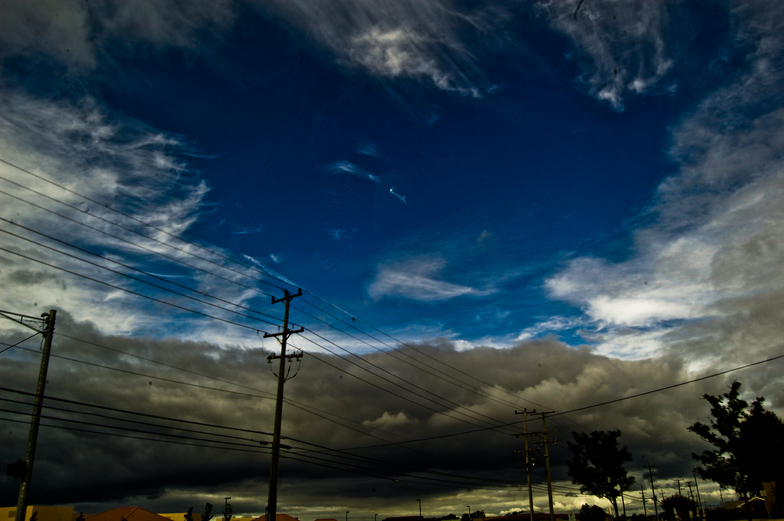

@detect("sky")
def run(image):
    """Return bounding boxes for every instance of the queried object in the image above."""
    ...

[1,0,784,518]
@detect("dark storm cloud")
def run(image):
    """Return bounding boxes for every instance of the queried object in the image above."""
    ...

[0,0,237,68]
[3,312,775,515]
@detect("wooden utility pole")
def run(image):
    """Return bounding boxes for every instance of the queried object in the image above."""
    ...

[538,412,556,521]
[641,485,648,517]
[14,309,56,521]
[621,491,627,518]
[265,290,303,521]
[692,470,703,521]
[516,410,556,521]
[515,409,537,521]
[645,465,659,521]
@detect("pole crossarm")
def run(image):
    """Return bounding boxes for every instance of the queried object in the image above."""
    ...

[0,309,46,333]
[263,327,304,338]
[267,352,304,362]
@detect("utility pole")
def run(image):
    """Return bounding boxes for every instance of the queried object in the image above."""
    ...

[686,482,696,518]
[13,310,56,521]
[534,412,556,521]
[265,290,303,521]
[515,410,556,521]
[515,409,536,521]
[621,491,627,519]
[676,479,682,496]
[692,470,703,521]
[641,485,648,517]
[645,465,659,521]
[223,497,232,521]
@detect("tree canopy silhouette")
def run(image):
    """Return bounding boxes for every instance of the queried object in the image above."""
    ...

[688,381,784,499]
[566,429,635,517]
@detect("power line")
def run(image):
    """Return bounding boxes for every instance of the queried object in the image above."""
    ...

[0,158,288,292]
[0,332,41,355]
[0,397,530,490]
[294,299,538,412]
[0,172,558,424]
[296,334,517,432]
[0,245,264,331]
[0,341,447,457]
[334,351,784,449]
[0,188,282,302]
[300,325,521,434]
[0,159,560,418]
[0,224,282,327]
[0,182,541,424]
[3,229,508,437]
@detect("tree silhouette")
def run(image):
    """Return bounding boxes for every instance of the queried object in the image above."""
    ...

[661,494,696,520]
[567,430,635,517]
[201,504,213,521]
[579,504,607,521]
[688,381,784,499]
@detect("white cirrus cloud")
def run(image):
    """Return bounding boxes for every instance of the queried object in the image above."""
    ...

[0,89,274,340]
[368,257,495,302]
[538,0,676,108]
[324,160,380,183]
[255,0,505,96]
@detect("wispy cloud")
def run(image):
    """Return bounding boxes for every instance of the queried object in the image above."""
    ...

[323,160,380,183]
[516,315,586,341]
[355,139,380,157]
[0,90,267,338]
[544,0,784,358]
[368,257,495,301]
[257,0,505,96]
[539,0,676,108]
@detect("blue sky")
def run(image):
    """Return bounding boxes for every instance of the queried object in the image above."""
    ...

[1,0,784,517]
[0,0,732,351]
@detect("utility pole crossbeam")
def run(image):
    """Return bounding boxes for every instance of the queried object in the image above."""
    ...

[13,310,56,521]
[265,289,303,521]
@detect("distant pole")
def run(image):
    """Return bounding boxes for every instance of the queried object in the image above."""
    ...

[15,310,56,521]
[346,512,349,521]
[265,290,304,521]
[719,488,725,509]
[621,491,627,518]
[467,507,471,519]
[645,465,659,521]
[692,471,703,521]
[375,514,378,521]
[540,412,556,521]
[641,485,648,517]
[515,409,536,521]
[224,497,232,521]
[676,480,682,496]
[417,500,422,519]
